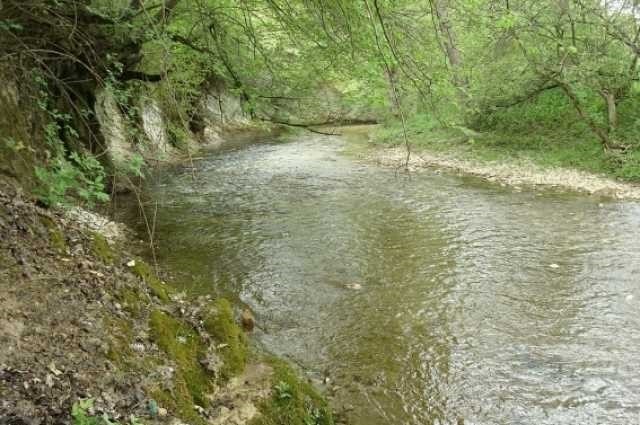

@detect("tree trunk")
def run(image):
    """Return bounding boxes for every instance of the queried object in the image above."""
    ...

[385,66,401,117]
[432,0,467,103]
[600,89,618,134]
[558,82,612,150]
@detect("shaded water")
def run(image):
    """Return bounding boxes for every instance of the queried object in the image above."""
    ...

[119,133,640,425]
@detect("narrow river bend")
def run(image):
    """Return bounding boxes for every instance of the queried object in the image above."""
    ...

[119,133,640,425]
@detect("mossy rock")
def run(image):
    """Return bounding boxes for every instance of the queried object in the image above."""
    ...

[149,309,212,411]
[203,298,247,381]
[91,232,115,264]
[131,260,172,302]
[40,216,67,254]
[250,359,334,425]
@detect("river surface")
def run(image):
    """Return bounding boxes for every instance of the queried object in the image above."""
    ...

[118,132,640,425]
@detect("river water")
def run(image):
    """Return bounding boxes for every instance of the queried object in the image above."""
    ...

[119,132,640,425]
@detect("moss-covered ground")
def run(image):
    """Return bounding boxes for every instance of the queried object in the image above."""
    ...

[251,358,334,425]
[203,298,248,381]
[130,259,173,302]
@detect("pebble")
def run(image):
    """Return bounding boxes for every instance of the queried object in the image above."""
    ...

[130,342,145,352]
[241,309,255,332]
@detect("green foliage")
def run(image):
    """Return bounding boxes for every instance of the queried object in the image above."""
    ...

[274,381,294,400]
[34,152,109,207]
[167,122,191,149]
[71,399,143,425]
[104,68,146,149]
[0,20,23,32]
[122,154,146,178]
[33,75,109,207]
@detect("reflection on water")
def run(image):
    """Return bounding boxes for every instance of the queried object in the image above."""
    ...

[118,134,640,425]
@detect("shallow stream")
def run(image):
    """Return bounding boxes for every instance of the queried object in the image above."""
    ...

[118,132,640,425]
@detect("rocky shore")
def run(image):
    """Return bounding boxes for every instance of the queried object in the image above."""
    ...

[361,145,640,200]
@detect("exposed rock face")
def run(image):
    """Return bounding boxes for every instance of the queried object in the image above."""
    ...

[202,91,247,125]
[95,89,134,169]
[200,89,248,146]
[141,99,173,157]
[0,70,41,189]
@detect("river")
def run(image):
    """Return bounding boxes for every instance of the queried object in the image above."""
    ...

[117,131,640,425]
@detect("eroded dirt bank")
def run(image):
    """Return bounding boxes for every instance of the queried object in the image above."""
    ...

[0,178,334,425]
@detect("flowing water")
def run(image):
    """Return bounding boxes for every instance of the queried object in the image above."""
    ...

[118,132,640,425]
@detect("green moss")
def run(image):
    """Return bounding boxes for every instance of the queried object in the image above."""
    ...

[131,260,172,302]
[148,310,212,410]
[105,318,134,368]
[151,376,207,425]
[117,287,144,317]
[49,228,67,254]
[91,232,115,264]
[40,216,67,254]
[203,298,247,381]
[250,359,334,425]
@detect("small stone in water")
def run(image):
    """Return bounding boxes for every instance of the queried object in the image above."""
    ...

[241,308,255,332]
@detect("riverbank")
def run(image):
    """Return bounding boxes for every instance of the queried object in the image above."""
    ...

[0,177,335,425]
[341,125,640,200]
